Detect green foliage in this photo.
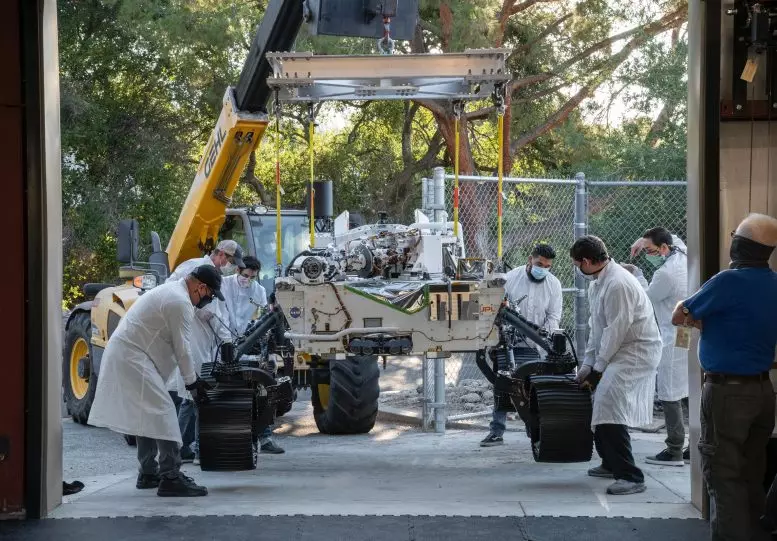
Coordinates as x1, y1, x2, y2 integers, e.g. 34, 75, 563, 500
59, 0, 258, 308
60, 0, 689, 309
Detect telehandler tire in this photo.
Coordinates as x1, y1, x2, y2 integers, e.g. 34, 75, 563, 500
311, 354, 380, 435
63, 312, 98, 425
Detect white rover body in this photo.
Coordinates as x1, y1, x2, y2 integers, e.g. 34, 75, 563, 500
274, 209, 506, 359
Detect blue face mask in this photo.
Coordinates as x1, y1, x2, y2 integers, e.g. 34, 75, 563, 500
530, 265, 550, 280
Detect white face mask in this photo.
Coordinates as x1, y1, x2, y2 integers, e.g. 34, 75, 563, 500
221, 262, 237, 276
237, 275, 251, 288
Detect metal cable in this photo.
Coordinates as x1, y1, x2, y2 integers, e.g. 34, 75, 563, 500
308, 104, 315, 248
749, 81, 755, 212
453, 102, 461, 238
274, 93, 283, 269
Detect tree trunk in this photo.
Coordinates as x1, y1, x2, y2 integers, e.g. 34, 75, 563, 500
240, 150, 270, 204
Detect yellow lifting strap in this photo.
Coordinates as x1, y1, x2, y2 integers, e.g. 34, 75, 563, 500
274, 109, 282, 268
453, 115, 460, 238
308, 114, 315, 249
497, 111, 504, 261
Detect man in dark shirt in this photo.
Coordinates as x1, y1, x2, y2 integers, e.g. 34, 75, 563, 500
672, 213, 777, 541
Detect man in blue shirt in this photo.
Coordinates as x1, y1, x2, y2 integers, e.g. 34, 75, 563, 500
672, 213, 777, 541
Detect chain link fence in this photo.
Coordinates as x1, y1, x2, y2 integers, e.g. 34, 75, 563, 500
378, 169, 688, 428
587, 181, 688, 283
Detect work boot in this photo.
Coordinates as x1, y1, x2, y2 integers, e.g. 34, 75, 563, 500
587, 465, 614, 479
645, 448, 684, 467
606, 479, 647, 495
479, 434, 504, 447
180, 447, 195, 464
136, 473, 160, 489
683, 447, 690, 463
260, 440, 285, 454
157, 473, 208, 497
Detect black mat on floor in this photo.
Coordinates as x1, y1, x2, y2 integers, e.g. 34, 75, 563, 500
0, 515, 709, 541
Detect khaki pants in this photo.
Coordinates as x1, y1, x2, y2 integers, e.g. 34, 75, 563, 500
700, 379, 775, 541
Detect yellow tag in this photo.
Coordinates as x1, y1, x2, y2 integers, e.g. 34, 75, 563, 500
741, 58, 758, 83
675, 326, 691, 350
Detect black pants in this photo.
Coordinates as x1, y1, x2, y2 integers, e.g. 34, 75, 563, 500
137, 437, 181, 478
594, 424, 644, 484
701, 380, 774, 541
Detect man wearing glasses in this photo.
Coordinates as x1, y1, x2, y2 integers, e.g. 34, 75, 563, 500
623, 227, 689, 466
672, 213, 777, 540
221, 256, 285, 454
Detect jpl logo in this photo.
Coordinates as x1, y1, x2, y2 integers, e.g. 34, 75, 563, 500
289, 307, 301, 319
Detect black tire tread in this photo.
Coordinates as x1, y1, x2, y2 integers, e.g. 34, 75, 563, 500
528, 375, 594, 463
312, 355, 380, 435
62, 312, 97, 426
198, 387, 257, 471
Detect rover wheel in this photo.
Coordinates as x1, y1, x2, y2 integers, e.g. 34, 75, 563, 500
311, 355, 380, 435
528, 375, 594, 463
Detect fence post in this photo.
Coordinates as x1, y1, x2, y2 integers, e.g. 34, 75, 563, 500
434, 357, 446, 434
421, 177, 429, 214
573, 172, 588, 363
432, 166, 446, 223
422, 354, 432, 430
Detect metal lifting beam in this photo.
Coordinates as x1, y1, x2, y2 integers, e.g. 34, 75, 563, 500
266, 49, 511, 102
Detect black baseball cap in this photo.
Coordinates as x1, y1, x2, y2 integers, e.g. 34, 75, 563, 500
190, 265, 225, 301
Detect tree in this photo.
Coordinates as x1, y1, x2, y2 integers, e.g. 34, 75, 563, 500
59, 0, 690, 307
59, 0, 262, 307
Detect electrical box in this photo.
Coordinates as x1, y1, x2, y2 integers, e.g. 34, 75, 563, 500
305, 0, 419, 40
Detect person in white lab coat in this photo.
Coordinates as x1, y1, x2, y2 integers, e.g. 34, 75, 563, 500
571, 236, 662, 496
88, 265, 224, 497
222, 256, 267, 335
623, 227, 689, 466
221, 256, 285, 454
480, 243, 563, 447
166, 239, 244, 464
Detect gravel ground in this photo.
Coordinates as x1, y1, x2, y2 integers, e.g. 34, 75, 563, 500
379, 378, 495, 417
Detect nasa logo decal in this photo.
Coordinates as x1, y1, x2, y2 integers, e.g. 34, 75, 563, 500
289, 306, 302, 318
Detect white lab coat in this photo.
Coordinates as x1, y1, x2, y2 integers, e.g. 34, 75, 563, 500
504, 267, 563, 356
165, 255, 232, 398
504, 266, 563, 332
87, 280, 196, 443
583, 262, 663, 428
634, 239, 689, 402
222, 275, 268, 335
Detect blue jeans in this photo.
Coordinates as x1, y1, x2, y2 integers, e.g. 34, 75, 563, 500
178, 399, 199, 455
490, 409, 507, 437
169, 391, 182, 415
260, 425, 275, 443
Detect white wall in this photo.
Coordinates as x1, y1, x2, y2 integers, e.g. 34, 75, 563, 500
42, 0, 63, 515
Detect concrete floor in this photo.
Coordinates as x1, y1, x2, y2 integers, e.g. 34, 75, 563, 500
4, 515, 710, 540
55, 399, 699, 520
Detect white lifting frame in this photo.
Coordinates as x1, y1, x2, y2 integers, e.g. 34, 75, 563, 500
266, 49, 511, 102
